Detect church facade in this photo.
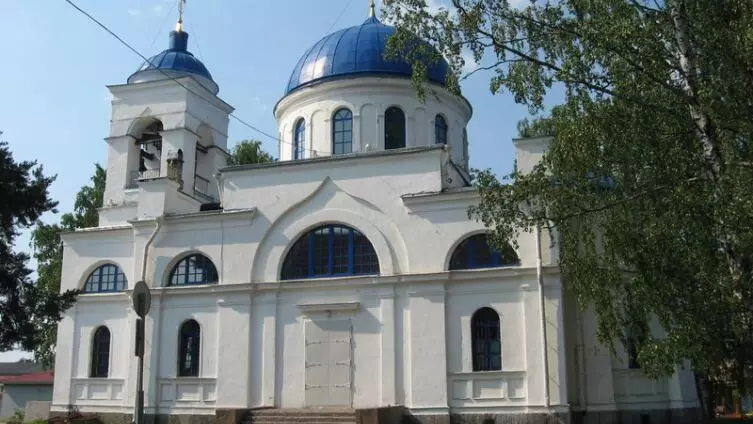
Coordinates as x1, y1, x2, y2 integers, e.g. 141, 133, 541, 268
50, 7, 700, 424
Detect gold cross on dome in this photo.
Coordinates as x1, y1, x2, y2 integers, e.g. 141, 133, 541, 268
176, 0, 186, 31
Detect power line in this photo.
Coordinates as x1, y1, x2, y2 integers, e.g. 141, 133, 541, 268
62, 0, 324, 156
323, 0, 355, 36
147, 0, 178, 51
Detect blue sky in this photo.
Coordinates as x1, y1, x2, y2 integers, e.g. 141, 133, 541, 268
0, 0, 552, 361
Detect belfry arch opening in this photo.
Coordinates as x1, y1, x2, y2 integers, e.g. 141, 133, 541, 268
127, 118, 164, 188
194, 124, 215, 199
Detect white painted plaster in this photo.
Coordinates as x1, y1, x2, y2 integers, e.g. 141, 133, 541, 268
52, 68, 698, 419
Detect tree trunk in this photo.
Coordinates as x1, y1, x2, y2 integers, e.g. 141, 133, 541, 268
694, 372, 715, 420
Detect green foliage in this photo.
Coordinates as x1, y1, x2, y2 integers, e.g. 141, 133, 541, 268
29, 164, 105, 368
384, 0, 753, 402
227, 139, 276, 166
0, 137, 77, 356
7, 409, 25, 424
517, 114, 556, 138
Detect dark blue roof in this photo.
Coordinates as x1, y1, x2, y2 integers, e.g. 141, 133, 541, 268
128, 31, 217, 93
284, 16, 448, 95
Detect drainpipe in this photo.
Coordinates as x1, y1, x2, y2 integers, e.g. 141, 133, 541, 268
213, 172, 224, 205
536, 224, 551, 409
576, 300, 587, 411
134, 215, 164, 424
141, 216, 165, 281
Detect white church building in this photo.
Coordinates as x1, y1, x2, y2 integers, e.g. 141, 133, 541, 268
50, 5, 700, 424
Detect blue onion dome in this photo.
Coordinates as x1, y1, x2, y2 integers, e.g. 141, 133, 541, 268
128, 30, 219, 94
284, 15, 449, 95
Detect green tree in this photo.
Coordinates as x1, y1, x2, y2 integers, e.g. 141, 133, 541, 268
384, 0, 753, 415
227, 139, 276, 166
516, 114, 556, 139
30, 164, 105, 368
0, 135, 77, 356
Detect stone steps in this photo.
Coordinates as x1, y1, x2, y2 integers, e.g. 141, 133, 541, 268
244, 407, 359, 424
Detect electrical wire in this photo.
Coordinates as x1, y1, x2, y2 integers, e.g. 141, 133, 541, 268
63, 0, 325, 156
147, 0, 178, 51
323, 0, 355, 36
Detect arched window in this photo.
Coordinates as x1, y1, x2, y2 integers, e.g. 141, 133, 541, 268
83, 264, 128, 293
450, 234, 519, 270
472, 308, 501, 371
294, 119, 306, 160
168, 254, 218, 286
281, 224, 379, 280
178, 320, 201, 377
384, 107, 406, 150
435, 115, 448, 144
332, 108, 353, 155
90, 326, 111, 378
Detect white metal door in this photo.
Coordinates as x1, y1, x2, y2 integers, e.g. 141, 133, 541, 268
304, 319, 352, 406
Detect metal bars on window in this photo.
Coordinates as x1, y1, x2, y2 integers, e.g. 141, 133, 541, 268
471, 308, 501, 371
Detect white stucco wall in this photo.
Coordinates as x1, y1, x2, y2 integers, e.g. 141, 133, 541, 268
52, 64, 698, 419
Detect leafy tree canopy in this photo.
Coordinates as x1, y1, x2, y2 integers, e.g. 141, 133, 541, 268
0, 135, 77, 357
227, 139, 276, 166
383, 0, 753, 408
30, 164, 105, 368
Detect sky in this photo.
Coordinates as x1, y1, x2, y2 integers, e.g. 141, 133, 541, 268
0, 0, 554, 362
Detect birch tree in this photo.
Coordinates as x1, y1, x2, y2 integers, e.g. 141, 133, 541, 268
383, 0, 753, 414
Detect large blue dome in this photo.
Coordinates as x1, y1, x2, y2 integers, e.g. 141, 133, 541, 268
284, 16, 449, 95
128, 30, 218, 94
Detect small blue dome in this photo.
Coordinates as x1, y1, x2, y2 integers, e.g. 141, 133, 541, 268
284, 16, 448, 95
128, 31, 218, 94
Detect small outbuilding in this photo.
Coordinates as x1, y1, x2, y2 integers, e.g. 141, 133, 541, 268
0, 363, 54, 420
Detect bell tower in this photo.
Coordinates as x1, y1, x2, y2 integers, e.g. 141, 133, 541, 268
99, 8, 234, 226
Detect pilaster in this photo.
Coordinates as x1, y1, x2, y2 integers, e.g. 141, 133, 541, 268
103, 135, 138, 207
160, 127, 199, 193
407, 283, 448, 409
215, 295, 252, 409
380, 291, 396, 405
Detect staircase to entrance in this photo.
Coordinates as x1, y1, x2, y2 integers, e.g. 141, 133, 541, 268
243, 407, 357, 424
241, 406, 406, 424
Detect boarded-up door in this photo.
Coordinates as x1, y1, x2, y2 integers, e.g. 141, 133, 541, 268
304, 319, 352, 406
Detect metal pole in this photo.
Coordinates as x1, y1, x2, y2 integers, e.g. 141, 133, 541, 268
136, 354, 144, 424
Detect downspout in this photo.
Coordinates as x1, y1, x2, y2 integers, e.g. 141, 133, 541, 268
213, 172, 224, 206
141, 216, 165, 281
536, 224, 551, 408
576, 300, 587, 412
134, 215, 163, 424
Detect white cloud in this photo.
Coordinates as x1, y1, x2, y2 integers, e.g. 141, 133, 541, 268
127, 8, 142, 16
153, 4, 164, 14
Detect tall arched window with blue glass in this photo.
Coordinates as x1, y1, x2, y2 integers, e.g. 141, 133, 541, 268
472, 307, 501, 371
83, 264, 128, 293
281, 224, 380, 280
435, 114, 448, 144
332, 108, 353, 155
90, 326, 111, 378
168, 254, 218, 286
384, 107, 406, 150
450, 234, 520, 270
178, 319, 201, 377
294, 118, 306, 159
